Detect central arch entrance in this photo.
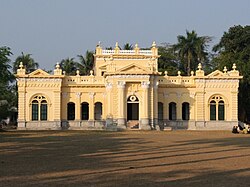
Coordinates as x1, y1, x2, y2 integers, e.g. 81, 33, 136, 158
127, 95, 139, 129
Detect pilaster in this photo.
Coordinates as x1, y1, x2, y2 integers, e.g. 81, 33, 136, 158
75, 92, 82, 120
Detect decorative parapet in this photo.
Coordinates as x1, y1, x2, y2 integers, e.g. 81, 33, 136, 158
63, 75, 105, 86
95, 41, 158, 57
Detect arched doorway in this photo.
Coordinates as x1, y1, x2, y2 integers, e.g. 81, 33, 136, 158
94, 102, 102, 120
127, 95, 139, 129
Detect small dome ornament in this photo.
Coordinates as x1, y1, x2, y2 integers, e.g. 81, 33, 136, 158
191, 71, 194, 76
198, 63, 202, 70
152, 41, 156, 48
178, 71, 181, 76
55, 62, 60, 69
223, 66, 227, 73
90, 70, 94, 76
164, 71, 168, 76
232, 63, 236, 71
76, 70, 80, 76
19, 62, 24, 69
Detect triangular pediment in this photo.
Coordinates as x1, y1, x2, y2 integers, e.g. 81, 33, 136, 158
116, 63, 151, 74
207, 70, 225, 77
29, 69, 50, 76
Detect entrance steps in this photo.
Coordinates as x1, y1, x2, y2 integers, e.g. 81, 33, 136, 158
127, 120, 139, 129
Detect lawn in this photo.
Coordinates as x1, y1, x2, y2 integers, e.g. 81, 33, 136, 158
0, 130, 250, 187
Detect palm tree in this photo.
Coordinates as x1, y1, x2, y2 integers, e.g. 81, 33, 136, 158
59, 58, 78, 75
13, 52, 39, 73
174, 30, 211, 75
123, 43, 133, 50
77, 50, 94, 75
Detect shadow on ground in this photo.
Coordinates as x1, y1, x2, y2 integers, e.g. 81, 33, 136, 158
0, 130, 250, 186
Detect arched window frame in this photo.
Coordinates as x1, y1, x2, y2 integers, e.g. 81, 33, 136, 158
209, 95, 225, 121
81, 102, 89, 120
67, 102, 75, 120
158, 102, 164, 121
94, 102, 103, 120
182, 102, 190, 120
169, 102, 177, 120
30, 95, 49, 121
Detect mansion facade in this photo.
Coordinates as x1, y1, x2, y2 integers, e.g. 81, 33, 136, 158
16, 42, 242, 130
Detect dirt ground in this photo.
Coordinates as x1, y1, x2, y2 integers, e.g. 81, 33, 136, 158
0, 130, 250, 187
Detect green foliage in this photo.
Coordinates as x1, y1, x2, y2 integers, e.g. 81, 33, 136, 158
0, 46, 17, 121
123, 43, 133, 50
212, 25, 250, 122
173, 30, 212, 75
13, 52, 39, 74
77, 50, 94, 75
158, 45, 179, 75
59, 57, 78, 75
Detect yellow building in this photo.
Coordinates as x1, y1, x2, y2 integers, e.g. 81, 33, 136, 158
16, 42, 242, 130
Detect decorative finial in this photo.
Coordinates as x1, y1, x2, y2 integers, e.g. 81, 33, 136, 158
55, 62, 60, 69
115, 42, 119, 48
152, 41, 156, 47
63, 71, 66, 75
223, 66, 227, 73
191, 71, 194, 76
164, 71, 168, 76
198, 63, 202, 70
232, 63, 236, 71
178, 71, 181, 76
90, 70, 94, 76
76, 70, 80, 76
135, 43, 138, 48
19, 62, 24, 69
98, 41, 101, 46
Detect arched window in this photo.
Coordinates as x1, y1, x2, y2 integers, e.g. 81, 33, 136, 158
158, 102, 164, 120
210, 100, 216, 120
40, 100, 48, 121
218, 100, 225, 120
81, 102, 89, 120
209, 96, 225, 121
182, 102, 190, 120
169, 102, 176, 120
94, 102, 103, 120
67, 102, 75, 120
31, 95, 48, 121
32, 100, 39, 121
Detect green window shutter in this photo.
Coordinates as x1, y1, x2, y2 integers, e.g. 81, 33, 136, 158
32, 101, 39, 121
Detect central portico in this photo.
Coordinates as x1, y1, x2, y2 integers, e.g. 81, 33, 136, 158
94, 42, 160, 130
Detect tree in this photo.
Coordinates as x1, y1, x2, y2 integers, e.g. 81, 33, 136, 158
158, 44, 179, 75
13, 52, 38, 73
212, 25, 250, 122
123, 43, 133, 50
174, 30, 211, 75
0, 46, 16, 122
0, 46, 14, 86
77, 50, 94, 75
59, 57, 78, 75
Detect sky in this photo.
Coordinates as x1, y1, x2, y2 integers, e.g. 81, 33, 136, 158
1, 0, 250, 71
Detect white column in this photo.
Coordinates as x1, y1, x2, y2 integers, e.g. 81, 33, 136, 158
88, 92, 95, 121
141, 81, 151, 130
117, 81, 126, 129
